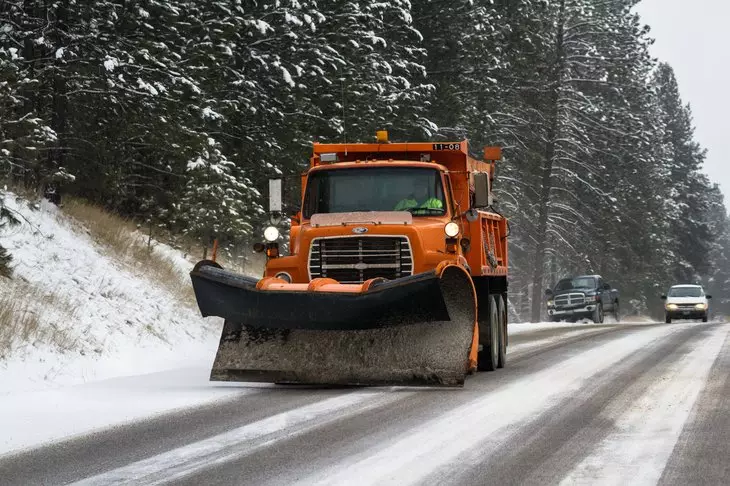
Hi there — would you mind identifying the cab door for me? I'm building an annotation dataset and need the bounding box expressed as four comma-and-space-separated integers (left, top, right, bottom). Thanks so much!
599, 279, 612, 310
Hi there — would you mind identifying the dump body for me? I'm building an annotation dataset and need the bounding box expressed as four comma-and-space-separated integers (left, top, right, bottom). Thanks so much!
190, 136, 509, 387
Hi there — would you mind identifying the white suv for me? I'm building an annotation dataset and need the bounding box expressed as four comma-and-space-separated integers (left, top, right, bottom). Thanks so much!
661, 284, 711, 323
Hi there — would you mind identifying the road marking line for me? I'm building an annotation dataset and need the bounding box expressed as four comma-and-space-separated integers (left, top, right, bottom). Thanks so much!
71, 391, 406, 486
559, 324, 728, 486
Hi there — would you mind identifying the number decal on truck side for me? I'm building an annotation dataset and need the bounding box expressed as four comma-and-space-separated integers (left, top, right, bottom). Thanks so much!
432, 143, 461, 151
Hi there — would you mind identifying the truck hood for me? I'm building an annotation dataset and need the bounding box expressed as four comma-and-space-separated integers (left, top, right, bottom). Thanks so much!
310, 211, 412, 227
551, 287, 595, 297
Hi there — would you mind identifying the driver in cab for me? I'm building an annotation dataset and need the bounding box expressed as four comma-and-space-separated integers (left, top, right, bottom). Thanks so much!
394, 185, 443, 212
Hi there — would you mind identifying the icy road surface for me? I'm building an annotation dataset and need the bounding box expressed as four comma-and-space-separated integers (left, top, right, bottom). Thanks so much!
1, 321, 729, 486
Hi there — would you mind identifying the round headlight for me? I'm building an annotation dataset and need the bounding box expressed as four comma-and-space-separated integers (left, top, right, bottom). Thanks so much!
444, 222, 460, 238
263, 226, 280, 242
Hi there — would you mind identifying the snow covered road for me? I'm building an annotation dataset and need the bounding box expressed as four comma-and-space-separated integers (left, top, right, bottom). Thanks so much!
1, 321, 728, 486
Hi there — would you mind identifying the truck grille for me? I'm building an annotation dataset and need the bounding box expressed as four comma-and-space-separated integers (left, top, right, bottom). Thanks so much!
309, 236, 413, 284
554, 293, 585, 307
676, 304, 698, 309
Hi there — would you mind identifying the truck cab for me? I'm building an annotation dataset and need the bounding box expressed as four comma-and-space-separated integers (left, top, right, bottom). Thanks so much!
259, 136, 508, 288
545, 275, 619, 323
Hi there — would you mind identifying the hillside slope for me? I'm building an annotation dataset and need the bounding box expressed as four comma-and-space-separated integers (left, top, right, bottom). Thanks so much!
0, 193, 226, 393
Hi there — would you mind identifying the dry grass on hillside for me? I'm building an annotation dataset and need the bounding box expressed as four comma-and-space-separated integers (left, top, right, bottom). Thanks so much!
0, 279, 78, 359
60, 199, 196, 303
60, 198, 265, 300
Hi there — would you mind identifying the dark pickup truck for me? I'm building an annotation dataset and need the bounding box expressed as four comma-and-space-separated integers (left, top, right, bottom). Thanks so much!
545, 275, 619, 323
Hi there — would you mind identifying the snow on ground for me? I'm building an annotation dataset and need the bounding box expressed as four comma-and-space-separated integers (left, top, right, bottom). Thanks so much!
508, 315, 655, 335
0, 192, 255, 454
0, 366, 249, 455
293, 324, 681, 486
559, 324, 727, 485
0, 193, 221, 392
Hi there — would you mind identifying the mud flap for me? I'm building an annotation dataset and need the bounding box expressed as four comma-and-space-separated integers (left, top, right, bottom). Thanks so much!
190, 261, 477, 387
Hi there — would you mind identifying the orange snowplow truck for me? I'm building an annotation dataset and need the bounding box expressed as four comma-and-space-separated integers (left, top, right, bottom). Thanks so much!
190, 132, 509, 387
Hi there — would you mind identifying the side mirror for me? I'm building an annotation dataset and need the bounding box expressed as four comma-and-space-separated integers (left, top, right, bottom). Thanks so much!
660, 295, 667, 300
706, 295, 712, 299
603, 283, 611, 290
545, 289, 553, 297
473, 172, 491, 208
253, 242, 265, 253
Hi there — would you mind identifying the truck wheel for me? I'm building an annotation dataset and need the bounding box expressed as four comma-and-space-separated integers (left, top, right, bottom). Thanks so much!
592, 304, 604, 324
477, 296, 499, 372
665, 314, 672, 324
702, 315, 708, 323
613, 301, 620, 322
497, 295, 507, 369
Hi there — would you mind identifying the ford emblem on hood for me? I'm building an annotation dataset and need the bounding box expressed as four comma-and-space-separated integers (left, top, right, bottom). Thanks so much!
352, 227, 368, 234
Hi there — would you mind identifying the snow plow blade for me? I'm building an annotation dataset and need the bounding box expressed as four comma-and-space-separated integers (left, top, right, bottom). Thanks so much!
190, 261, 477, 387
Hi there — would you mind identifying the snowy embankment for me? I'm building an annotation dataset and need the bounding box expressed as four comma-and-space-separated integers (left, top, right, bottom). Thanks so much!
0, 194, 257, 454
0, 195, 219, 393
0, 193, 227, 392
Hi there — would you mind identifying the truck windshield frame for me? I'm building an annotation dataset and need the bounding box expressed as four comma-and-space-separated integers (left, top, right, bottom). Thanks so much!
302, 167, 447, 218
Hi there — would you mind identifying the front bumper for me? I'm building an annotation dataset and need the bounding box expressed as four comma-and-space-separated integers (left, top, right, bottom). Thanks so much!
666, 310, 707, 320
547, 305, 596, 319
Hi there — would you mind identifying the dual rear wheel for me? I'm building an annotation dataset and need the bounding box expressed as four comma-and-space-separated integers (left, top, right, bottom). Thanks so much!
478, 294, 507, 371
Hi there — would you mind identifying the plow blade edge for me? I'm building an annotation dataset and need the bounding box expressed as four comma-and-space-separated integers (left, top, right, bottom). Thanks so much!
190, 261, 477, 387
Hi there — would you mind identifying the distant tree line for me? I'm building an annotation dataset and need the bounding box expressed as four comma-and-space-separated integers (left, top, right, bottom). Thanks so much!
1, 0, 727, 319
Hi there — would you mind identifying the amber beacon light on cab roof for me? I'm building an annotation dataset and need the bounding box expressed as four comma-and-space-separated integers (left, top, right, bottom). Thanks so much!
190, 131, 510, 387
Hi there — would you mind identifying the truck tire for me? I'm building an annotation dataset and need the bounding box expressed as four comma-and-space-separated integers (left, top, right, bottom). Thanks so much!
665, 314, 672, 324
613, 301, 620, 322
478, 295, 499, 372
702, 315, 708, 323
497, 295, 507, 369
592, 304, 604, 324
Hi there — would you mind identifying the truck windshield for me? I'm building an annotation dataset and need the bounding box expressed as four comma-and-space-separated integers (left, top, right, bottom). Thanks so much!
302, 167, 446, 218
668, 287, 702, 297
555, 277, 596, 291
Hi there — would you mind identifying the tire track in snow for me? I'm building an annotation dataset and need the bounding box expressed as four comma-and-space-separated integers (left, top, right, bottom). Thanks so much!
0, 322, 630, 486
69, 391, 411, 486
1, 323, 671, 486
444, 323, 713, 486
658, 326, 730, 485
290, 324, 685, 486
558, 324, 728, 486
178, 324, 643, 486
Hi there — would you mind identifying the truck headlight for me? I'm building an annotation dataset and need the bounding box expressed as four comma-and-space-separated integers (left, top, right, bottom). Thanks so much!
547, 300, 554, 308
264, 226, 280, 242
666, 303, 678, 311
444, 222, 460, 238
695, 303, 707, 310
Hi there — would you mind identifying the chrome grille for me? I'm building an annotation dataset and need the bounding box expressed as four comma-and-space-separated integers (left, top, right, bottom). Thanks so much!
309, 236, 413, 284
554, 293, 585, 307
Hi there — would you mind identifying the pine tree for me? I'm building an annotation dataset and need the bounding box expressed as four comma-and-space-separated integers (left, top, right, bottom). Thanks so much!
174, 138, 264, 249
